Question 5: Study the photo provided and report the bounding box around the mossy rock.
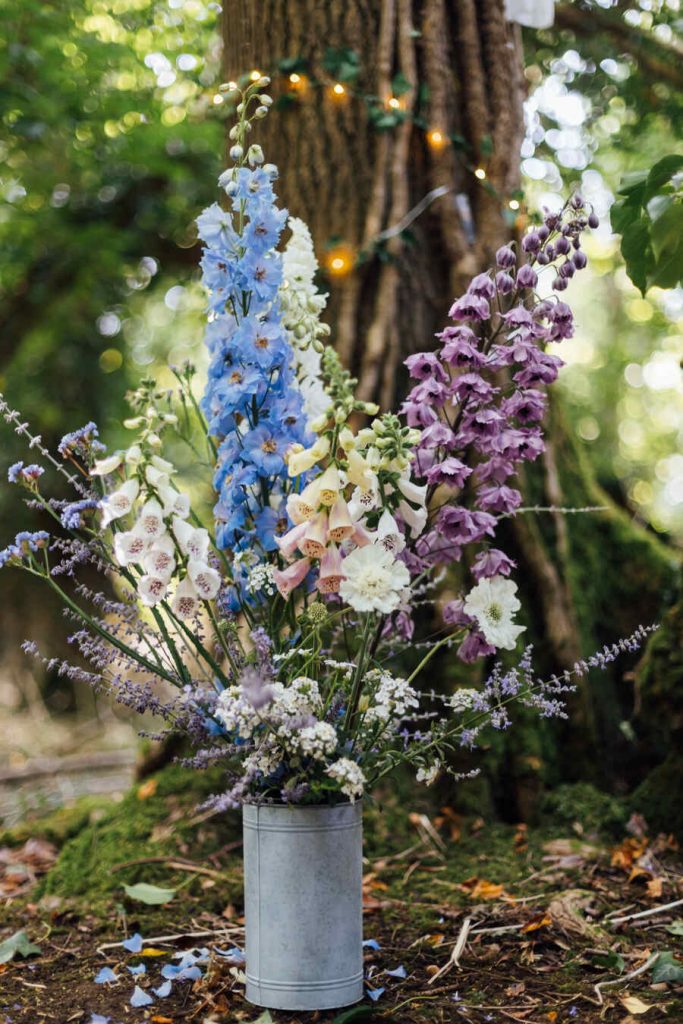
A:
[39,765,241,911]
[629,753,683,841]
[634,576,683,757]
[541,782,628,838]
[0,795,115,848]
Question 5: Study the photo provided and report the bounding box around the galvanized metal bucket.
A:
[242,801,364,1011]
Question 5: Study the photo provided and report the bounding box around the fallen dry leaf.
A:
[611,837,649,874]
[520,913,553,934]
[137,778,158,800]
[547,1012,558,1022]
[459,876,508,900]
[646,877,663,898]
[620,995,653,1015]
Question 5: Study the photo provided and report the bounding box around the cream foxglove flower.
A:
[463,575,525,650]
[376,510,405,555]
[135,499,165,540]
[158,483,191,520]
[113,528,150,566]
[173,517,210,561]
[100,479,139,527]
[398,499,428,539]
[286,436,330,477]
[187,559,221,600]
[138,574,169,607]
[142,534,176,580]
[90,453,123,476]
[171,577,201,618]
[338,544,410,614]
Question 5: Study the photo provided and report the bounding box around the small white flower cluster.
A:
[416,761,441,786]
[448,688,479,713]
[280,217,331,424]
[298,721,338,761]
[98,453,218,613]
[364,670,420,726]
[325,758,366,802]
[245,562,277,596]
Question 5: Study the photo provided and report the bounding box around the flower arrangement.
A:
[0,77,655,810]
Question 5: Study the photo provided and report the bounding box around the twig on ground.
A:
[111,855,226,880]
[594,952,659,1003]
[428,916,471,984]
[97,926,242,955]
[608,898,683,926]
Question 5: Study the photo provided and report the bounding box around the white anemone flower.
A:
[463,575,525,650]
[187,559,221,600]
[338,544,410,614]
[100,479,139,527]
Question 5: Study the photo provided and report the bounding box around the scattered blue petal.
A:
[386,964,407,979]
[127,963,146,975]
[362,939,381,951]
[94,966,118,984]
[89,1016,111,1024]
[366,986,385,1002]
[122,933,143,953]
[215,945,246,963]
[153,979,172,998]
[161,962,203,981]
[130,984,153,1007]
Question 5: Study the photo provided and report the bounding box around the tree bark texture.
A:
[223,0,525,408]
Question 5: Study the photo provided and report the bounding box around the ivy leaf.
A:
[123,882,176,905]
[322,47,360,82]
[666,919,683,936]
[391,72,413,96]
[651,951,683,984]
[591,950,625,973]
[0,930,42,964]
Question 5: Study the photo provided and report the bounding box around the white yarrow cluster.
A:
[325,758,366,802]
[280,217,330,424]
[364,670,419,726]
[297,721,338,761]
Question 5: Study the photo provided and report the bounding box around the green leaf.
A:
[391,72,413,97]
[0,931,42,964]
[322,47,360,82]
[666,920,683,936]
[333,1007,377,1024]
[650,202,683,261]
[591,950,625,973]
[277,56,309,75]
[645,153,683,194]
[122,882,176,905]
[620,217,654,295]
[616,169,648,197]
[651,951,683,984]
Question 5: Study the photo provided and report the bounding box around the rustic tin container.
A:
[242,801,364,1011]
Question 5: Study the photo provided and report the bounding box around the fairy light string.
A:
[215,53,526,278]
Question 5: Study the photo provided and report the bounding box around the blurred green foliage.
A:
[0,0,224,515]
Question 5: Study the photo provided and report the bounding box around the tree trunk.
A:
[223,0,525,408]
[221,1,677,812]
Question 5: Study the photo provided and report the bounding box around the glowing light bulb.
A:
[332,83,346,97]
[289,73,301,83]
[325,244,355,277]
[509,199,520,210]
[212,94,224,105]
[427,129,446,149]
[250,70,261,82]
[387,97,400,109]
[474,167,487,180]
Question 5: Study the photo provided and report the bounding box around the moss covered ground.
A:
[1,769,682,1023]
